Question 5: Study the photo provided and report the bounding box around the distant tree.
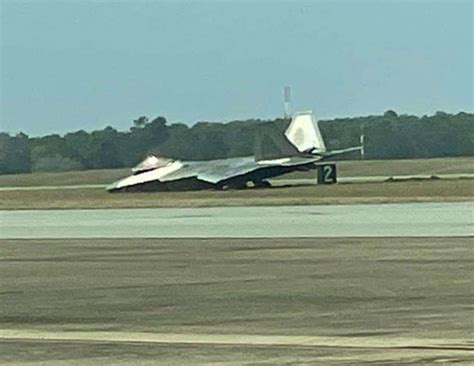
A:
[32,155,84,172]
[0,133,31,174]
[87,127,123,169]
[383,110,398,118]
[1,111,473,175]
[63,130,94,168]
[159,123,191,159]
[133,116,149,128]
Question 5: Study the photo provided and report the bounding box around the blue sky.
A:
[1,0,473,136]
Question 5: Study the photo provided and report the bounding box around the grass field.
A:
[0,157,471,210]
[1,237,472,364]
[0,157,473,187]
[278,156,474,180]
[0,179,472,210]
[0,167,130,187]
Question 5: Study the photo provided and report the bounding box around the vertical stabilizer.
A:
[254,120,301,161]
[284,111,326,154]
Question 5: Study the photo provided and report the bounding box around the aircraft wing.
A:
[106,110,362,192]
[107,156,320,191]
[158,157,256,184]
[163,156,320,184]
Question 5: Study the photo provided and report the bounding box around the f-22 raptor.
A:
[106,111,362,192]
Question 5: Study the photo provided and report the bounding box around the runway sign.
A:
[317,163,337,184]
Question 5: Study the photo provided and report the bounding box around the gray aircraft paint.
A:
[0,202,472,239]
[106,112,362,192]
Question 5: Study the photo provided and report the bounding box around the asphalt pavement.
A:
[1,202,472,239]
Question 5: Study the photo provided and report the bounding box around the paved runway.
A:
[0,202,472,239]
[1,237,473,364]
[1,200,473,364]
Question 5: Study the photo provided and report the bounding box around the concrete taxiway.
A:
[0,202,472,239]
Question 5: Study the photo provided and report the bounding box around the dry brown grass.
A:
[277,156,474,179]
[0,157,472,187]
[0,168,129,187]
[0,179,471,210]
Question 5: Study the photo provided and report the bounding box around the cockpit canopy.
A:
[132,155,173,175]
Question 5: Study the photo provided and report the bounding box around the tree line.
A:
[0,111,472,175]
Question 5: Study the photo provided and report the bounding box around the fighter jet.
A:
[106,111,362,192]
